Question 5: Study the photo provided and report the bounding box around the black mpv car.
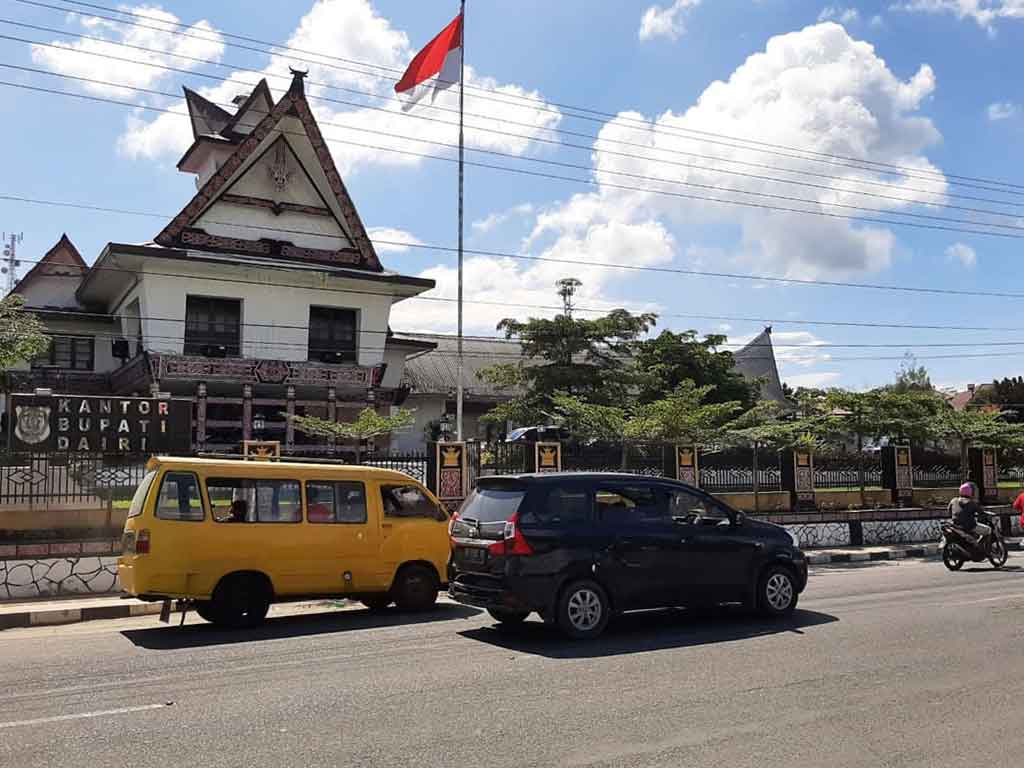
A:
[448,473,808,639]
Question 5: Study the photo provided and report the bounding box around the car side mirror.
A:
[733,511,746,527]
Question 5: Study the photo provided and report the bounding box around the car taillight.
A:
[487,512,533,556]
[135,529,151,555]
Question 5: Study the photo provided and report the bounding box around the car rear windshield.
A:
[460,487,526,523]
[127,471,157,518]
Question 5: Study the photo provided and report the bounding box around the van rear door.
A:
[450,479,528,574]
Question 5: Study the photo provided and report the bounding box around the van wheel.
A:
[556,580,610,640]
[488,608,529,625]
[361,596,392,612]
[757,566,798,617]
[393,565,438,612]
[211,575,271,628]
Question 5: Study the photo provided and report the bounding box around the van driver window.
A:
[207,478,302,523]
[381,485,446,521]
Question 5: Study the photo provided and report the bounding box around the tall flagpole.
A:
[456,0,466,441]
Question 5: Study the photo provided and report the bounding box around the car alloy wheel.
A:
[567,587,603,632]
[765,572,794,612]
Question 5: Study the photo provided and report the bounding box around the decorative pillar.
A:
[968,447,999,504]
[326,386,337,456]
[195,383,207,453]
[427,440,467,512]
[782,449,816,513]
[149,381,161,397]
[285,385,296,453]
[664,445,698,486]
[881,445,913,507]
[242,384,253,443]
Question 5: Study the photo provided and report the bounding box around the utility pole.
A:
[556,277,582,317]
[2,232,23,294]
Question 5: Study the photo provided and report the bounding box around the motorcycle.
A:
[940,510,1008,571]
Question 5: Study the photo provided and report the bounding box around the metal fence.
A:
[0,452,149,507]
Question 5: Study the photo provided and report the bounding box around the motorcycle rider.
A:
[949,482,990,546]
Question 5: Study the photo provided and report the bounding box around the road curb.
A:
[808,538,1023,566]
[0,600,168,630]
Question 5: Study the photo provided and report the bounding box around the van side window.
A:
[307,481,367,524]
[381,484,446,521]
[595,485,666,525]
[207,478,302,523]
[128,470,157,518]
[668,489,730,523]
[155,472,204,521]
[524,487,590,526]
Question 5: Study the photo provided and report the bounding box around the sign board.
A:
[8,394,191,453]
[243,440,281,460]
[534,442,562,473]
[435,442,467,501]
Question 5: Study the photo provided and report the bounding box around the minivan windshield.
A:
[460,487,526,523]
[127,471,157,518]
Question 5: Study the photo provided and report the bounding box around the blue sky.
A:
[3,0,1024,392]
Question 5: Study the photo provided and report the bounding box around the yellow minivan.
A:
[118,456,451,627]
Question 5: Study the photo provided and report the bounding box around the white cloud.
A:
[52,1,562,171]
[818,6,861,23]
[389,219,674,334]
[366,227,422,254]
[987,101,1019,120]
[945,241,977,267]
[533,23,943,283]
[30,5,225,97]
[893,0,1024,33]
[870,14,887,26]
[785,371,842,388]
[639,0,702,41]
[471,203,534,234]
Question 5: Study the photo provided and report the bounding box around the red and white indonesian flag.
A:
[394,12,463,111]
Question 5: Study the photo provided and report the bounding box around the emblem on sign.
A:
[14,406,51,445]
[442,446,463,468]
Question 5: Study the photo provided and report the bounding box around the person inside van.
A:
[228,499,248,523]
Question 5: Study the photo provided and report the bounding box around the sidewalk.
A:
[0,594,169,630]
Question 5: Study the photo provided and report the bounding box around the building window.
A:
[33,336,95,371]
[308,306,356,363]
[184,296,241,357]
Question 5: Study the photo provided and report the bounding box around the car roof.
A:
[477,472,700,489]
[148,456,421,484]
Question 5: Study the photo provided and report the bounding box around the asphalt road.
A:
[1,559,1023,767]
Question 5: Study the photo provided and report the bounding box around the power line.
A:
[6,77,1024,246]
[6,35,1022,226]
[8,18,1024,211]
[20,0,1024,195]
[8,19,1024,213]
[7,191,1024,302]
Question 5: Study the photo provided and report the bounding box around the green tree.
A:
[480,308,656,426]
[924,403,1024,479]
[623,381,742,446]
[633,330,758,408]
[0,294,48,370]
[286,408,416,463]
[547,392,626,443]
[971,377,1024,422]
[890,353,933,394]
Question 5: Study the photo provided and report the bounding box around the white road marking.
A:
[0,703,166,729]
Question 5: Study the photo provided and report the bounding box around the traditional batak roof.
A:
[156,70,382,272]
[732,326,789,404]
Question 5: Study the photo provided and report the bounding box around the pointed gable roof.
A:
[156,71,382,272]
[11,234,90,310]
[218,79,273,141]
[183,87,232,138]
[733,326,788,403]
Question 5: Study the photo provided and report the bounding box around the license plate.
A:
[461,547,486,564]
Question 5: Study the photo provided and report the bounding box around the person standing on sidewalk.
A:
[1013,489,1024,532]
